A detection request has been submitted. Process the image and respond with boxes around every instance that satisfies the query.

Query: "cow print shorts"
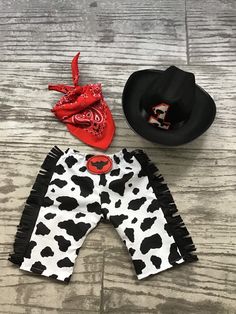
[9,146,198,283]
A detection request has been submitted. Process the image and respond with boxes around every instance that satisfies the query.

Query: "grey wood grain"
[187,0,236,65]
[0,0,236,313]
[0,0,187,65]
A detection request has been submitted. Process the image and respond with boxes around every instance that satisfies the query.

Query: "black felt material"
[122,66,216,146]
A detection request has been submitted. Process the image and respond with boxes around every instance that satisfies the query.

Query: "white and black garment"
[9,146,198,283]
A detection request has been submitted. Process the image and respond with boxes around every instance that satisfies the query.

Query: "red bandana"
[48,52,115,150]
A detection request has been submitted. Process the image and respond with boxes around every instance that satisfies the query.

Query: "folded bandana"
[48,52,115,150]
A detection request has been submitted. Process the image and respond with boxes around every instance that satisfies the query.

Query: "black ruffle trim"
[132,149,198,263]
[8,146,64,266]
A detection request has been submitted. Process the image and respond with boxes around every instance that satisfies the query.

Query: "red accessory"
[86,155,113,174]
[48,52,115,150]
[148,103,171,130]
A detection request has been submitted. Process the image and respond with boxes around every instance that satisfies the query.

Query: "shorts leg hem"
[19,265,72,283]
[136,258,196,280]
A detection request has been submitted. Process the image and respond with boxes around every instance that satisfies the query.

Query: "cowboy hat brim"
[122,69,216,146]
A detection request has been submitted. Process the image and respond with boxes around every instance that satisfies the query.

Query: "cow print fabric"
[18,148,185,282]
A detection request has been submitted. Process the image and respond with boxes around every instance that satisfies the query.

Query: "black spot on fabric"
[146,182,151,190]
[57,257,74,268]
[41,246,54,257]
[79,166,87,172]
[49,274,58,279]
[44,213,56,220]
[132,188,139,195]
[64,275,72,283]
[30,261,46,274]
[50,178,67,188]
[109,172,134,196]
[115,199,121,208]
[151,256,162,269]
[110,214,128,228]
[164,223,173,237]
[101,207,109,219]
[124,228,134,242]
[129,248,135,256]
[140,234,162,254]
[138,169,146,178]
[99,174,107,186]
[128,183,132,187]
[85,154,94,161]
[110,169,120,176]
[51,188,55,193]
[25,241,37,258]
[128,197,147,210]
[87,202,101,215]
[71,187,75,191]
[42,196,54,207]
[122,149,133,163]
[133,259,146,275]
[75,212,86,219]
[131,218,137,224]
[140,217,157,231]
[76,248,80,255]
[100,191,111,204]
[147,199,160,213]
[126,167,132,170]
[56,196,79,211]
[54,164,66,175]
[113,155,120,164]
[54,235,71,252]
[168,243,182,264]
[35,222,50,236]
[58,220,91,241]
[65,155,78,168]
[71,175,94,197]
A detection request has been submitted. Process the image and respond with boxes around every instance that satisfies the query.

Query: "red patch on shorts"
[86,155,113,174]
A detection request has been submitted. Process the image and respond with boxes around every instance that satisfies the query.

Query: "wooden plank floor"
[0,0,235,313]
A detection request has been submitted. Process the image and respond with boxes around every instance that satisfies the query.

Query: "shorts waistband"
[64,147,134,159]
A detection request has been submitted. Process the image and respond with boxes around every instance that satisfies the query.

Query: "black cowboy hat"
[122,66,216,146]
